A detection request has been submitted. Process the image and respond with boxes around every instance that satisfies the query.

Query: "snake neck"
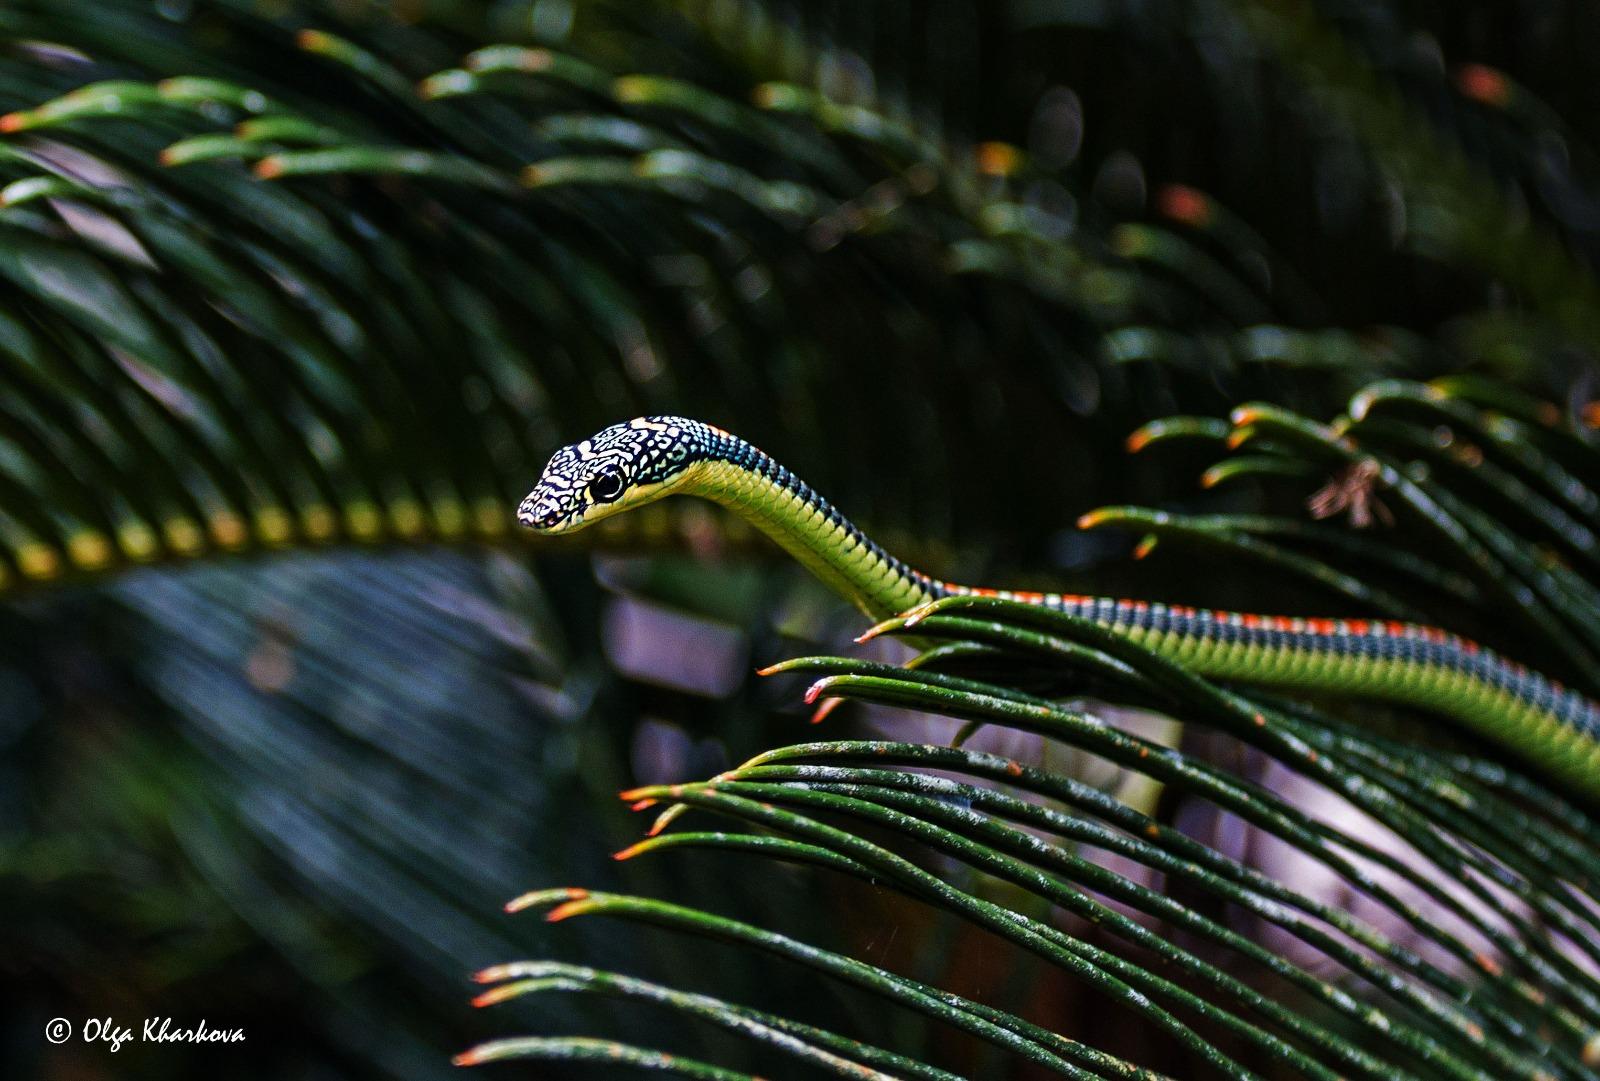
[683,456,943,619]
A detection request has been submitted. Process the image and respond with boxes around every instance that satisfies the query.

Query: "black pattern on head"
[518,416,722,533]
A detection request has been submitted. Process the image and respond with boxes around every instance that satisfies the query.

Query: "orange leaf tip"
[1157,184,1213,228]
[1456,64,1510,108]
[1125,429,1152,453]
[545,900,589,923]
[810,696,844,725]
[453,1050,482,1067]
[628,798,657,812]
[803,680,826,705]
[0,113,27,133]
[648,803,689,832]
[1133,535,1158,560]
[1076,510,1109,529]
[506,886,587,913]
[613,841,648,861]
[855,619,896,643]
[976,141,1022,177]
[254,157,285,179]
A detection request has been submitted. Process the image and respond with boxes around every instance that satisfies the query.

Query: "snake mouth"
[517,493,581,532]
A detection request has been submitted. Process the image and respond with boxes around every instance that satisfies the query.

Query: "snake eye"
[588,467,626,503]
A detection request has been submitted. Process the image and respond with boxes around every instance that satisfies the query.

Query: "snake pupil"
[589,469,624,502]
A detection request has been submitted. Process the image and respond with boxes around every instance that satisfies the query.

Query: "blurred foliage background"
[2,1,1599,1078]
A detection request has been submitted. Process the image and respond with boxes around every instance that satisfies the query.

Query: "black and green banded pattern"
[521,417,1600,799]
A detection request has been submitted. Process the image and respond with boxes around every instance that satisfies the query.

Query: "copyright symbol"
[45,1018,71,1044]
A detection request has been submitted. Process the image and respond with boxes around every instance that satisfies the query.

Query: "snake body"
[520,416,1600,799]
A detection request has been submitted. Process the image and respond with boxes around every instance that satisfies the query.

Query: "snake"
[519,416,1600,800]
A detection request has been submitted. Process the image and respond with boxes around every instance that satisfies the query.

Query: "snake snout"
[517,494,568,531]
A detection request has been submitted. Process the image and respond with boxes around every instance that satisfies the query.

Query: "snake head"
[518,416,710,534]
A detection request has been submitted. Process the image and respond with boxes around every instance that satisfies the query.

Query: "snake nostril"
[518,497,552,528]
[518,498,566,530]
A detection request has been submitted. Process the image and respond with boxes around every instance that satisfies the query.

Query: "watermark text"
[46,1017,245,1052]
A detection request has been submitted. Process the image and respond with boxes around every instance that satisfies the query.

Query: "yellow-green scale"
[689,461,935,619]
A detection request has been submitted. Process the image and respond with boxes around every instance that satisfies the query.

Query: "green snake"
[519,416,1600,799]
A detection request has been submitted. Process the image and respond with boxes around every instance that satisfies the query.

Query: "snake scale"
[519,416,1600,801]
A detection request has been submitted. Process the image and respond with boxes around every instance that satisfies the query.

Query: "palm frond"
[472,578,1600,1077]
